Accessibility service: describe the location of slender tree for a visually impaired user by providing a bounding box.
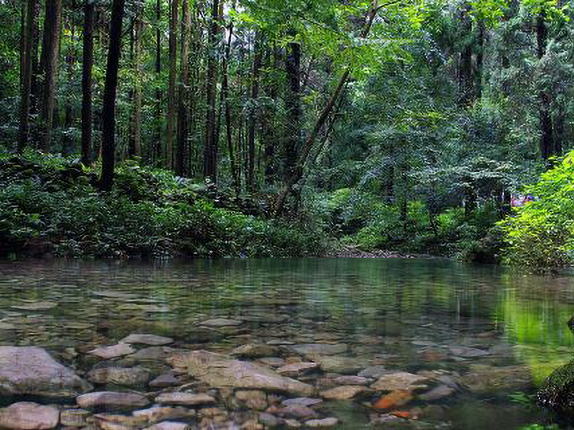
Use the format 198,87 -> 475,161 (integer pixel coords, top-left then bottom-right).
221,19 -> 240,195
247,32 -> 262,192
130,4 -> 143,158
165,0 -> 178,169
81,0 -> 95,165
175,0 -> 191,176
18,0 -> 37,152
458,2 -> 473,106
39,0 -> 63,151
99,0 -> 126,191
152,0 -> 162,163
203,0 -> 220,181
536,11 -> 555,161
284,31 -> 302,180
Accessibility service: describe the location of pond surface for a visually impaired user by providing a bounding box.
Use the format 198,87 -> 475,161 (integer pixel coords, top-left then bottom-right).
0,258 -> 573,430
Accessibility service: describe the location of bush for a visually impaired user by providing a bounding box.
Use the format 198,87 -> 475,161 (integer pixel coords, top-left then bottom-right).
0,152 -> 325,258
499,151 -> 574,270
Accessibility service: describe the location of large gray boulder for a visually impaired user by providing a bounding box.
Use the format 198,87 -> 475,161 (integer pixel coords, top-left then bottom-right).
0,347 -> 92,398
174,350 -> 315,396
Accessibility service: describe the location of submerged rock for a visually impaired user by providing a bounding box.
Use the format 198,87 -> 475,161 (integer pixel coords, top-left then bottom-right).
371,372 -> 429,392
174,350 -> 315,396
277,362 -> 318,377
305,417 -> 339,428
0,346 -> 92,398
150,372 -> 181,388
59,409 -> 90,427
460,365 -> 531,394
448,346 -> 490,358
290,344 -> 348,356
155,392 -> 216,406
120,334 -> 174,346
76,391 -> 150,411
88,344 -> 136,359
231,344 -> 279,359
333,376 -> 368,386
87,366 -> 151,387
321,385 -> 366,400
281,398 -> 323,407
199,318 -> 243,327
144,422 -> 189,430
317,356 -> 366,374
418,385 -> 455,402
358,365 -> 387,379
0,402 -> 59,430
233,389 -> 267,411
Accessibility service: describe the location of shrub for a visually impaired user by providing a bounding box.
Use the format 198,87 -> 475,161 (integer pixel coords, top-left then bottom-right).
499,152 -> 574,270
0,153 -> 325,259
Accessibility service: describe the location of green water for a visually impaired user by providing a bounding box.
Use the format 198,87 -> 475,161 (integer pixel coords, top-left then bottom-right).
1,258 -> 573,429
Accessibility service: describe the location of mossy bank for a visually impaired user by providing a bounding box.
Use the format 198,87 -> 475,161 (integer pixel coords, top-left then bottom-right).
0,152 -> 326,259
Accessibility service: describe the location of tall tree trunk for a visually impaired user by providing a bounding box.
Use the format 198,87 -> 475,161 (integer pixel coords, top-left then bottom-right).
175,0 -> 191,176
81,0 -> 95,165
221,21 -> 240,195
99,0 -> 126,191
275,1 -> 379,216
62,19 -> 76,155
475,19 -> 485,100
458,2 -> 473,106
166,0 -> 178,169
20,0 -> 26,90
537,12 -> 554,161
29,0 -> 41,119
284,32 -> 301,180
130,6 -> 143,158
18,0 -> 37,151
247,32 -> 262,192
39,0 -> 63,152
203,0 -> 220,181
153,0 -> 162,164
263,44 -> 280,185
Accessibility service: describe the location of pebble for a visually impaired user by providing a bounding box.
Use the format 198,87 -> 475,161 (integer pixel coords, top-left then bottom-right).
304,417 -> 339,428
155,392 -> 216,406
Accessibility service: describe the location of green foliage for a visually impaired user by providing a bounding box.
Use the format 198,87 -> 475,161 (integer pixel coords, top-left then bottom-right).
500,151 -> 574,270
0,152 -> 325,259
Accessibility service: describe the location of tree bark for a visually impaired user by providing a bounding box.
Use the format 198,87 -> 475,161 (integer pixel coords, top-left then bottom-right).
153,0 -> 162,164
458,2 -> 473,106
18,0 -> 37,151
62,18 -> 76,155
130,6 -> 143,158
221,21 -> 240,195
475,19 -> 485,100
536,12 -> 554,161
247,32 -> 262,192
175,0 -> 191,176
203,0 -> 220,181
166,0 -> 179,169
39,0 -> 63,152
99,0 -> 126,191
81,0 -> 95,165
284,32 -> 301,180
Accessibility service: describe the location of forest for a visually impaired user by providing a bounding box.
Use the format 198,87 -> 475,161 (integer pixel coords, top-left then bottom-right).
1,0 -> 574,268
7,2 -> 574,430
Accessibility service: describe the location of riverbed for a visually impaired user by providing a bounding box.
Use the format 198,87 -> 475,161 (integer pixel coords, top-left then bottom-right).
0,258 -> 572,430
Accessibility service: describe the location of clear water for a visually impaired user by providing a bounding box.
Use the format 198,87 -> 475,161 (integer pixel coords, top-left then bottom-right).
1,258 -> 573,429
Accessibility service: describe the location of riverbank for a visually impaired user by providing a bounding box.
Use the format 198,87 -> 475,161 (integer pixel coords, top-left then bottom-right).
0,152 -> 325,259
